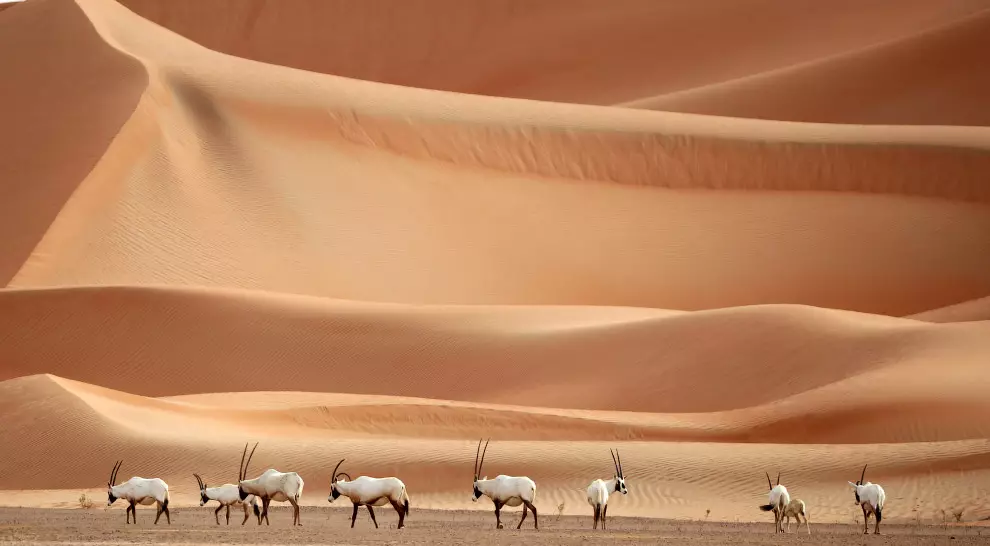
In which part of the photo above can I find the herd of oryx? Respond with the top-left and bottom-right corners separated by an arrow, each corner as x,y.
104,439 -> 887,534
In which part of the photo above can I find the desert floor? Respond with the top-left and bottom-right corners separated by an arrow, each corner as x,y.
1,507 -> 987,546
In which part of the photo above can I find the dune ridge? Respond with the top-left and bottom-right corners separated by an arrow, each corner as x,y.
1,0 -> 989,525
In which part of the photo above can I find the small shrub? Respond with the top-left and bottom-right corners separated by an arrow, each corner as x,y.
556,502 -> 565,521
78,493 -> 94,509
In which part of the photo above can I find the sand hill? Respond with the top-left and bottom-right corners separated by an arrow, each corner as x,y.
1,0 -> 989,524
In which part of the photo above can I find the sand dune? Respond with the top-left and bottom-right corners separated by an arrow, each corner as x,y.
1,0 -> 989,526
623,8 -> 990,125
118,0 -> 990,114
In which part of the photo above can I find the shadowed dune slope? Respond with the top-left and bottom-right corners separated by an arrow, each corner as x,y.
0,0 -> 146,285
624,8 -> 990,125
117,0 -> 990,118
5,0 -> 990,315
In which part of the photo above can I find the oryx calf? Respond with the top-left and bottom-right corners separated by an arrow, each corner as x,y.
326,459 -> 411,529
194,473 -> 260,525
105,460 -> 171,525
848,464 -> 885,535
470,438 -> 539,530
782,498 -> 811,535
586,448 -> 627,530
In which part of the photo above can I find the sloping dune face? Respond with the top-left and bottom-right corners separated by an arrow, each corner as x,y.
1,0 -> 990,524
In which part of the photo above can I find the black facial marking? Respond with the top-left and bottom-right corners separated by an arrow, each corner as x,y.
473,485 -> 482,499
238,486 -> 248,501
107,491 -> 117,504
331,486 -> 341,500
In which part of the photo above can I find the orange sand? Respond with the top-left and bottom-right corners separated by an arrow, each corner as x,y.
1,0 -> 989,525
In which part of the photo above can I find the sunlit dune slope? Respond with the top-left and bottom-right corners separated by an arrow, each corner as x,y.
624,8 -> 990,125
3,374 -> 990,522
117,0 -> 990,117
5,0 -> 990,315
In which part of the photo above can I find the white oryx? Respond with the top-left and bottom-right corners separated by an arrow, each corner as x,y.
326,458 -> 411,529
848,464 -> 885,535
586,448 -> 628,530
193,472 -> 260,525
236,442 -> 305,526
781,498 -> 811,535
470,438 -> 539,530
758,472 -> 789,534
105,460 -> 171,525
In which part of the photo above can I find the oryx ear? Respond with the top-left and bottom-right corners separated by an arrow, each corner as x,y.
847,481 -> 857,488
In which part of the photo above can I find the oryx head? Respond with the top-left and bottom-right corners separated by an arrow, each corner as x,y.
327,459 -> 351,503
193,473 -> 209,506
107,460 -> 122,506
847,464 -> 868,504
610,448 -> 628,494
472,438 -> 490,501
237,442 -> 258,501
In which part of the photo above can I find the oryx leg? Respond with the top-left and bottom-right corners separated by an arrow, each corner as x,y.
126,502 -> 136,524
261,497 -> 271,526
593,504 -> 600,529
241,503 -> 250,525
154,504 -> 163,525
602,503 -> 608,530
225,505 -> 230,525
350,503 -> 359,528
289,497 -> 301,526
523,500 -> 539,530
517,503 -> 528,529
861,505 -> 868,534
366,505 -> 379,529
874,506 -> 882,535
214,504 -> 222,524
493,500 -> 504,529
389,499 -> 406,529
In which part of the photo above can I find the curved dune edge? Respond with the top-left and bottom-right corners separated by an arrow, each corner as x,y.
2,284 -> 990,414
907,295 -> 990,323
3,374 -> 990,523
622,8 -> 990,125
118,0 -> 990,118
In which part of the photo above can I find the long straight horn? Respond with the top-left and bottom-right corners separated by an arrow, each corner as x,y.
473,438 -> 482,478
242,442 -> 258,481
616,449 -> 624,478
111,460 -> 122,486
860,464 -> 867,484
238,443 -> 248,481
776,473 -> 780,486
331,459 -> 345,483
610,449 -> 619,476
478,438 -> 490,477
766,472 -> 772,490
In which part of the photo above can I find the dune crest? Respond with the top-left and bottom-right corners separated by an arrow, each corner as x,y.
1,0 -> 989,526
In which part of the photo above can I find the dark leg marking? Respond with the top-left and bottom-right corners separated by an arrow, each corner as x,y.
214,504 -> 222,524
517,504 -> 528,529
261,497 -> 271,526
523,500 -> 539,530
389,499 -> 406,529
350,503 -> 360,528
366,505 -> 379,529
602,503 -> 608,530
493,500 -> 504,529
593,504 -> 600,529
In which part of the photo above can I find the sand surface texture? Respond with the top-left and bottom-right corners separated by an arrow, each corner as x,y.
2,0 -> 990,537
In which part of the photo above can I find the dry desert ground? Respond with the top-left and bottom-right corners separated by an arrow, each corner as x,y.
2,0 -> 990,544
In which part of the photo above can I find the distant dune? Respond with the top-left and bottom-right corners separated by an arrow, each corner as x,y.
1,0 -> 988,524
